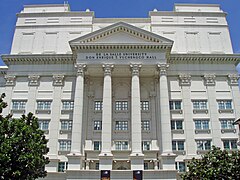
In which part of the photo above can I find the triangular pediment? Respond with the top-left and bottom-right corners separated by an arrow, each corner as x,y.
69,22 -> 173,46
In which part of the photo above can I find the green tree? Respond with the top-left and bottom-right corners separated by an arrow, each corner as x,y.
0,93 -> 49,179
181,146 -> 240,180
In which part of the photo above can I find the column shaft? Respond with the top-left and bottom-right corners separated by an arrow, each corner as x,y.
68,64 -> 86,170
99,64 -> 114,170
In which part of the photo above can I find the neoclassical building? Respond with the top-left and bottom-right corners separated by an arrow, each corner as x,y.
1,3 -> 240,180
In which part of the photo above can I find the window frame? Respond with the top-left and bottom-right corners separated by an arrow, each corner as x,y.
115,121 -> 128,131
171,120 -> 183,130
60,120 -> 73,131
12,100 -> 27,110
194,119 -> 210,130
38,119 -> 50,131
196,140 -> 211,151
217,100 -> 232,110
36,100 -> 52,110
141,120 -> 150,131
192,100 -> 208,110
140,101 -> 150,111
93,120 -> 102,131
115,101 -> 128,111
169,100 -> 182,110
59,140 -> 71,151
62,100 -> 74,110
94,100 -> 103,111
115,141 -> 129,150
172,140 -> 185,151
223,139 -> 237,150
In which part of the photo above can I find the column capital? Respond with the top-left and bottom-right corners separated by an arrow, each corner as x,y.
228,74 -> 239,86
53,74 -> 65,86
75,64 -> 87,76
157,63 -> 169,76
179,74 -> 191,86
130,64 -> 142,76
28,75 -> 40,86
102,64 -> 114,76
204,74 -> 216,86
4,75 -> 16,86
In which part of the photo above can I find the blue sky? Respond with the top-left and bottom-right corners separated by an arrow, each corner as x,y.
0,0 -> 239,66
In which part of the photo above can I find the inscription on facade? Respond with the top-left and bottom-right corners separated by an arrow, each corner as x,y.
85,52 -> 158,60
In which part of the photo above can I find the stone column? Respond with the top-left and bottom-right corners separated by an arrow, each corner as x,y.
179,74 -> 195,158
157,64 -> 176,170
67,64 -> 86,170
99,64 -> 114,170
204,74 -> 221,147
154,160 -> 159,170
130,64 -> 144,170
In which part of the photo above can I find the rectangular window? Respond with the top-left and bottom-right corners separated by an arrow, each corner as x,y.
141,101 -> 149,110
144,162 -> 149,170
38,120 -> 50,130
171,120 -> 183,130
58,162 -> 68,172
175,162 -> 186,172
217,100 -> 232,110
115,101 -> 128,111
115,141 -> 128,150
59,140 -> 71,151
94,120 -> 102,130
169,101 -> 181,110
142,141 -> 151,151
37,101 -> 51,110
141,120 -> 150,131
196,140 -> 211,150
12,100 -> 26,110
60,120 -> 72,130
95,163 -> 99,170
220,119 -> 235,129
223,140 -> 237,150
194,120 -> 209,130
192,100 -> 207,110
93,141 -> 101,151
62,101 -> 74,110
172,141 -> 184,151
115,121 -> 128,130
94,101 -> 103,111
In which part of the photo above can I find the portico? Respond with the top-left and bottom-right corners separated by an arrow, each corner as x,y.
66,22 -> 176,172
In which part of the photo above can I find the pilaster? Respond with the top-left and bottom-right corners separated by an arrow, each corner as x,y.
204,74 -> 221,147
26,75 -> 40,113
178,74 -> 195,157
3,75 -> 16,115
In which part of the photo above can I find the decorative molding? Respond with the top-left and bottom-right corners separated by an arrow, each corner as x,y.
228,74 -> 239,86
204,74 -> 216,86
130,64 -> 142,76
169,54 -> 240,65
2,54 -> 74,65
28,75 -> 40,86
102,64 -> 114,76
178,74 -> 191,86
53,75 -> 65,86
5,75 -> 16,86
75,64 -> 87,77
157,63 -> 169,76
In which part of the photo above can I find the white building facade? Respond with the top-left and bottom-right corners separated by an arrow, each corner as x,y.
1,3 -> 240,180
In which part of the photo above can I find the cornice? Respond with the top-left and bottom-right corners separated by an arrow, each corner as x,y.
169,54 -> 240,65
17,11 -> 94,18
1,54 -> 74,65
94,18 -> 151,23
16,24 -> 93,29
149,11 -> 227,17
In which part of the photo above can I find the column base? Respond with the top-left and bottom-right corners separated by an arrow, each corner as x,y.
99,153 -> 113,170
67,153 -> 84,170
129,153 -> 144,170
159,153 -> 177,170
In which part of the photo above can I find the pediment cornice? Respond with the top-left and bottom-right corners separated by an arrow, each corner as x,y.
69,22 -> 173,49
